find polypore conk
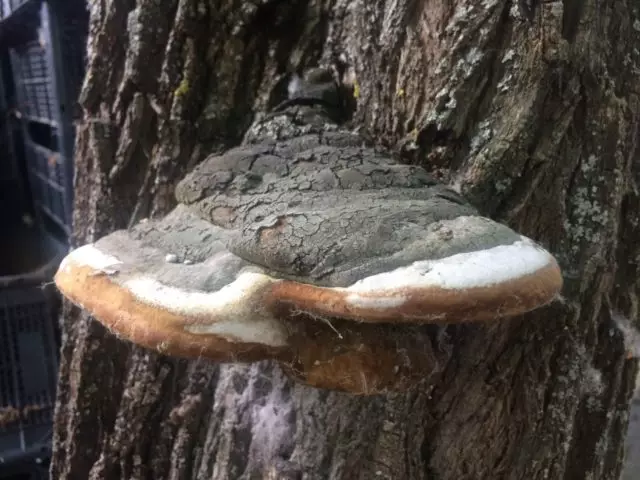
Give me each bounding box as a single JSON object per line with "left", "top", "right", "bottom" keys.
{"left": 53, "top": 63, "right": 564, "bottom": 395}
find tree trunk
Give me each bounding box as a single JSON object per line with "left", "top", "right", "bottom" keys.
{"left": 51, "top": 0, "right": 640, "bottom": 479}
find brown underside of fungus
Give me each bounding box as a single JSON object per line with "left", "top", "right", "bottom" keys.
{"left": 54, "top": 64, "right": 563, "bottom": 395}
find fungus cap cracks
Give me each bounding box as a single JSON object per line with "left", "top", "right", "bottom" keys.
{"left": 54, "top": 64, "right": 563, "bottom": 395}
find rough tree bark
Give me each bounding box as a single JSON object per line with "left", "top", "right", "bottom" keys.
{"left": 51, "top": 0, "right": 640, "bottom": 479}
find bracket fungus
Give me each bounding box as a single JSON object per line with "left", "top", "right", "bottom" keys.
{"left": 54, "top": 65, "right": 563, "bottom": 395}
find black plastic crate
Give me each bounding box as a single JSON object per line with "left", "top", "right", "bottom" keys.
{"left": 4, "top": 1, "right": 32, "bottom": 16}
{"left": 0, "top": 225, "right": 65, "bottom": 469}
{"left": 46, "top": 0, "right": 87, "bottom": 121}
{"left": 0, "top": 1, "right": 41, "bottom": 47}
{"left": 39, "top": 0, "right": 88, "bottom": 223}
{"left": 0, "top": 121, "right": 18, "bottom": 187}
{"left": 0, "top": 463, "right": 49, "bottom": 480}
{"left": 7, "top": 0, "right": 89, "bottom": 238}
{"left": 11, "top": 40, "right": 55, "bottom": 126}
{"left": 0, "top": 127, "right": 25, "bottom": 225}
{"left": 0, "top": 287, "right": 58, "bottom": 466}
{"left": 0, "top": 51, "right": 32, "bottom": 226}
{"left": 23, "top": 141, "right": 68, "bottom": 233}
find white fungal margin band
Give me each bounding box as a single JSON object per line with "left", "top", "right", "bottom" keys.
{"left": 121, "top": 272, "right": 275, "bottom": 317}
{"left": 344, "top": 238, "right": 553, "bottom": 294}
{"left": 58, "top": 235, "right": 559, "bottom": 344}
{"left": 60, "top": 244, "right": 289, "bottom": 348}
{"left": 344, "top": 296, "right": 408, "bottom": 309}
{"left": 123, "top": 272, "right": 287, "bottom": 347}
{"left": 184, "top": 319, "right": 288, "bottom": 347}
{"left": 60, "top": 244, "right": 123, "bottom": 272}
{"left": 120, "top": 273, "right": 288, "bottom": 347}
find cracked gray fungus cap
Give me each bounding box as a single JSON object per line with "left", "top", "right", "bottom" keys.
{"left": 54, "top": 77, "right": 563, "bottom": 394}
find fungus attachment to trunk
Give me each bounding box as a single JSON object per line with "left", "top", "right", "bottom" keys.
{"left": 54, "top": 66, "right": 564, "bottom": 395}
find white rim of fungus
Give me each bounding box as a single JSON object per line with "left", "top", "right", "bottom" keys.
{"left": 60, "top": 245, "right": 288, "bottom": 347}
{"left": 121, "top": 273, "right": 288, "bottom": 347}
{"left": 345, "top": 296, "right": 409, "bottom": 309}
{"left": 60, "top": 236, "right": 557, "bottom": 334}
{"left": 184, "top": 319, "right": 288, "bottom": 347}
{"left": 59, "top": 244, "right": 123, "bottom": 272}
{"left": 121, "top": 272, "right": 274, "bottom": 316}
{"left": 344, "top": 237, "right": 554, "bottom": 294}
